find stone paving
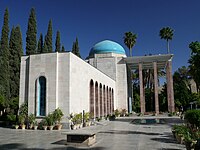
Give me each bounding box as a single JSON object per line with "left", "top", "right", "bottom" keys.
{"left": 0, "top": 116, "right": 186, "bottom": 150}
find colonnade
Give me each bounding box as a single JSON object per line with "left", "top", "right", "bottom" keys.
{"left": 90, "top": 80, "right": 114, "bottom": 118}
{"left": 139, "top": 60, "right": 175, "bottom": 114}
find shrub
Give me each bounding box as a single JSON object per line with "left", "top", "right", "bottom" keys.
{"left": 71, "top": 113, "right": 82, "bottom": 125}
{"left": 7, "top": 114, "right": 16, "bottom": 122}
{"left": 28, "top": 113, "right": 35, "bottom": 125}
{"left": 45, "top": 113, "right": 55, "bottom": 126}
{"left": 19, "top": 102, "right": 28, "bottom": 117}
{"left": 109, "top": 114, "right": 116, "bottom": 121}
{"left": 83, "top": 112, "right": 90, "bottom": 122}
{"left": 185, "top": 110, "right": 200, "bottom": 128}
{"left": 114, "top": 109, "right": 120, "bottom": 116}
{"left": 53, "top": 108, "right": 64, "bottom": 124}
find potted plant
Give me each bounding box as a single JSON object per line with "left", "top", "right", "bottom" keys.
{"left": 114, "top": 109, "right": 120, "bottom": 117}
{"left": 75, "top": 113, "right": 82, "bottom": 128}
{"left": 41, "top": 119, "right": 48, "bottom": 130}
{"left": 46, "top": 113, "right": 55, "bottom": 130}
{"left": 33, "top": 121, "right": 38, "bottom": 130}
{"left": 18, "top": 114, "right": 26, "bottom": 129}
{"left": 28, "top": 113, "right": 35, "bottom": 129}
{"left": 121, "top": 109, "right": 127, "bottom": 117}
{"left": 84, "top": 112, "right": 91, "bottom": 127}
{"left": 18, "top": 102, "right": 28, "bottom": 129}
{"left": 53, "top": 108, "right": 64, "bottom": 130}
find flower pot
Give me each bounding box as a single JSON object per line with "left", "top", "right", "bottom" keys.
{"left": 49, "top": 126, "right": 54, "bottom": 130}
{"left": 21, "top": 124, "right": 26, "bottom": 130}
{"left": 34, "top": 126, "right": 38, "bottom": 130}
{"left": 15, "top": 125, "right": 19, "bottom": 129}
{"left": 177, "top": 134, "right": 184, "bottom": 144}
{"left": 56, "top": 124, "right": 62, "bottom": 130}
{"left": 43, "top": 126, "right": 47, "bottom": 130}
{"left": 29, "top": 124, "right": 33, "bottom": 129}
{"left": 171, "top": 130, "right": 176, "bottom": 138}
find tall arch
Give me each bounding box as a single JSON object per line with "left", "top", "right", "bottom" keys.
{"left": 109, "top": 88, "right": 112, "bottom": 115}
{"left": 95, "top": 82, "right": 99, "bottom": 118}
{"left": 107, "top": 86, "right": 109, "bottom": 115}
{"left": 100, "top": 84, "right": 103, "bottom": 117}
{"left": 112, "top": 89, "right": 114, "bottom": 114}
{"left": 103, "top": 85, "right": 106, "bottom": 116}
{"left": 36, "top": 76, "right": 46, "bottom": 116}
{"left": 90, "top": 80, "right": 94, "bottom": 118}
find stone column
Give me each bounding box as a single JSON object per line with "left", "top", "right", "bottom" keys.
{"left": 139, "top": 63, "right": 145, "bottom": 114}
{"left": 153, "top": 62, "right": 159, "bottom": 114}
{"left": 166, "top": 60, "right": 175, "bottom": 112}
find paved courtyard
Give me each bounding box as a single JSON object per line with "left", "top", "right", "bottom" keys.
{"left": 0, "top": 116, "right": 186, "bottom": 150}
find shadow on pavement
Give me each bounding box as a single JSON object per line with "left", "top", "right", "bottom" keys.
{"left": 99, "top": 130, "right": 163, "bottom": 135}
{"left": 159, "top": 148, "right": 183, "bottom": 150}
{"left": 0, "top": 143, "right": 105, "bottom": 150}
{"left": 151, "top": 137, "right": 177, "bottom": 144}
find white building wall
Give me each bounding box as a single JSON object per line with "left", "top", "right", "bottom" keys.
{"left": 57, "top": 53, "right": 70, "bottom": 123}
{"left": 20, "top": 53, "right": 58, "bottom": 115}
{"left": 69, "top": 53, "right": 115, "bottom": 114}
{"left": 19, "top": 56, "right": 29, "bottom": 106}
{"left": 116, "top": 58, "right": 128, "bottom": 110}
{"left": 88, "top": 54, "right": 128, "bottom": 110}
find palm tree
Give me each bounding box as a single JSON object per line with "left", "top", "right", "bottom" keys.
{"left": 159, "top": 27, "right": 174, "bottom": 54}
{"left": 123, "top": 32, "right": 137, "bottom": 56}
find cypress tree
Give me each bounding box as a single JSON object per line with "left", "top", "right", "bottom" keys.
{"left": 61, "top": 45, "right": 65, "bottom": 52}
{"left": 0, "top": 8, "right": 10, "bottom": 99}
{"left": 45, "top": 19, "right": 53, "bottom": 52}
{"left": 9, "top": 26, "right": 23, "bottom": 98}
{"left": 55, "top": 30, "right": 61, "bottom": 52}
{"left": 43, "top": 38, "right": 48, "bottom": 53}
{"left": 26, "top": 8, "right": 37, "bottom": 55}
{"left": 37, "top": 33, "right": 43, "bottom": 53}
{"left": 72, "top": 37, "right": 81, "bottom": 58}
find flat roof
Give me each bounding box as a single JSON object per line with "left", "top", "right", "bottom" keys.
{"left": 124, "top": 54, "right": 173, "bottom": 70}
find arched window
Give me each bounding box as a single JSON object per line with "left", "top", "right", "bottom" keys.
{"left": 36, "top": 76, "right": 46, "bottom": 116}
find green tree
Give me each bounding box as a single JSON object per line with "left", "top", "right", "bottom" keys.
{"left": 43, "top": 40, "right": 48, "bottom": 53}
{"left": 123, "top": 31, "right": 137, "bottom": 56}
{"left": 72, "top": 37, "right": 81, "bottom": 58}
{"left": 159, "top": 27, "right": 174, "bottom": 54}
{"left": 55, "top": 30, "right": 61, "bottom": 52}
{"left": 26, "top": 8, "right": 37, "bottom": 55}
{"left": 188, "top": 41, "right": 200, "bottom": 92}
{"left": 61, "top": 45, "right": 65, "bottom": 52}
{"left": 173, "top": 69, "right": 191, "bottom": 108}
{"left": 45, "top": 19, "right": 53, "bottom": 52}
{"left": 0, "top": 95, "right": 6, "bottom": 113}
{"left": 9, "top": 26, "right": 23, "bottom": 98}
{"left": 0, "top": 8, "right": 10, "bottom": 99}
{"left": 37, "top": 33, "right": 43, "bottom": 53}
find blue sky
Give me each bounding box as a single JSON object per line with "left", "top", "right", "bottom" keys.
{"left": 0, "top": 0, "right": 200, "bottom": 72}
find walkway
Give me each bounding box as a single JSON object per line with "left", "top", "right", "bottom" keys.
{"left": 0, "top": 116, "right": 186, "bottom": 150}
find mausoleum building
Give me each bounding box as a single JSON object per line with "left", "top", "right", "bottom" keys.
{"left": 19, "top": 40, "right": 174, "bottom": 128}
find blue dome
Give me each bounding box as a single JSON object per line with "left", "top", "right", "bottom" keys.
{"left": 89, "top": 40, "right": 126, "bottom": 56}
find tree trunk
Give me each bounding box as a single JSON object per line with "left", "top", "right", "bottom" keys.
{"left": 129, "top": 47, "right": 132, "bottom": 57}
{"left": 167, "top": 39, "right": 170, "bottom": 54}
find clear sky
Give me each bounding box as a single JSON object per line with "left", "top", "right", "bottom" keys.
{"left": 0, "top": 0, "right": 200, "bottom": 72}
